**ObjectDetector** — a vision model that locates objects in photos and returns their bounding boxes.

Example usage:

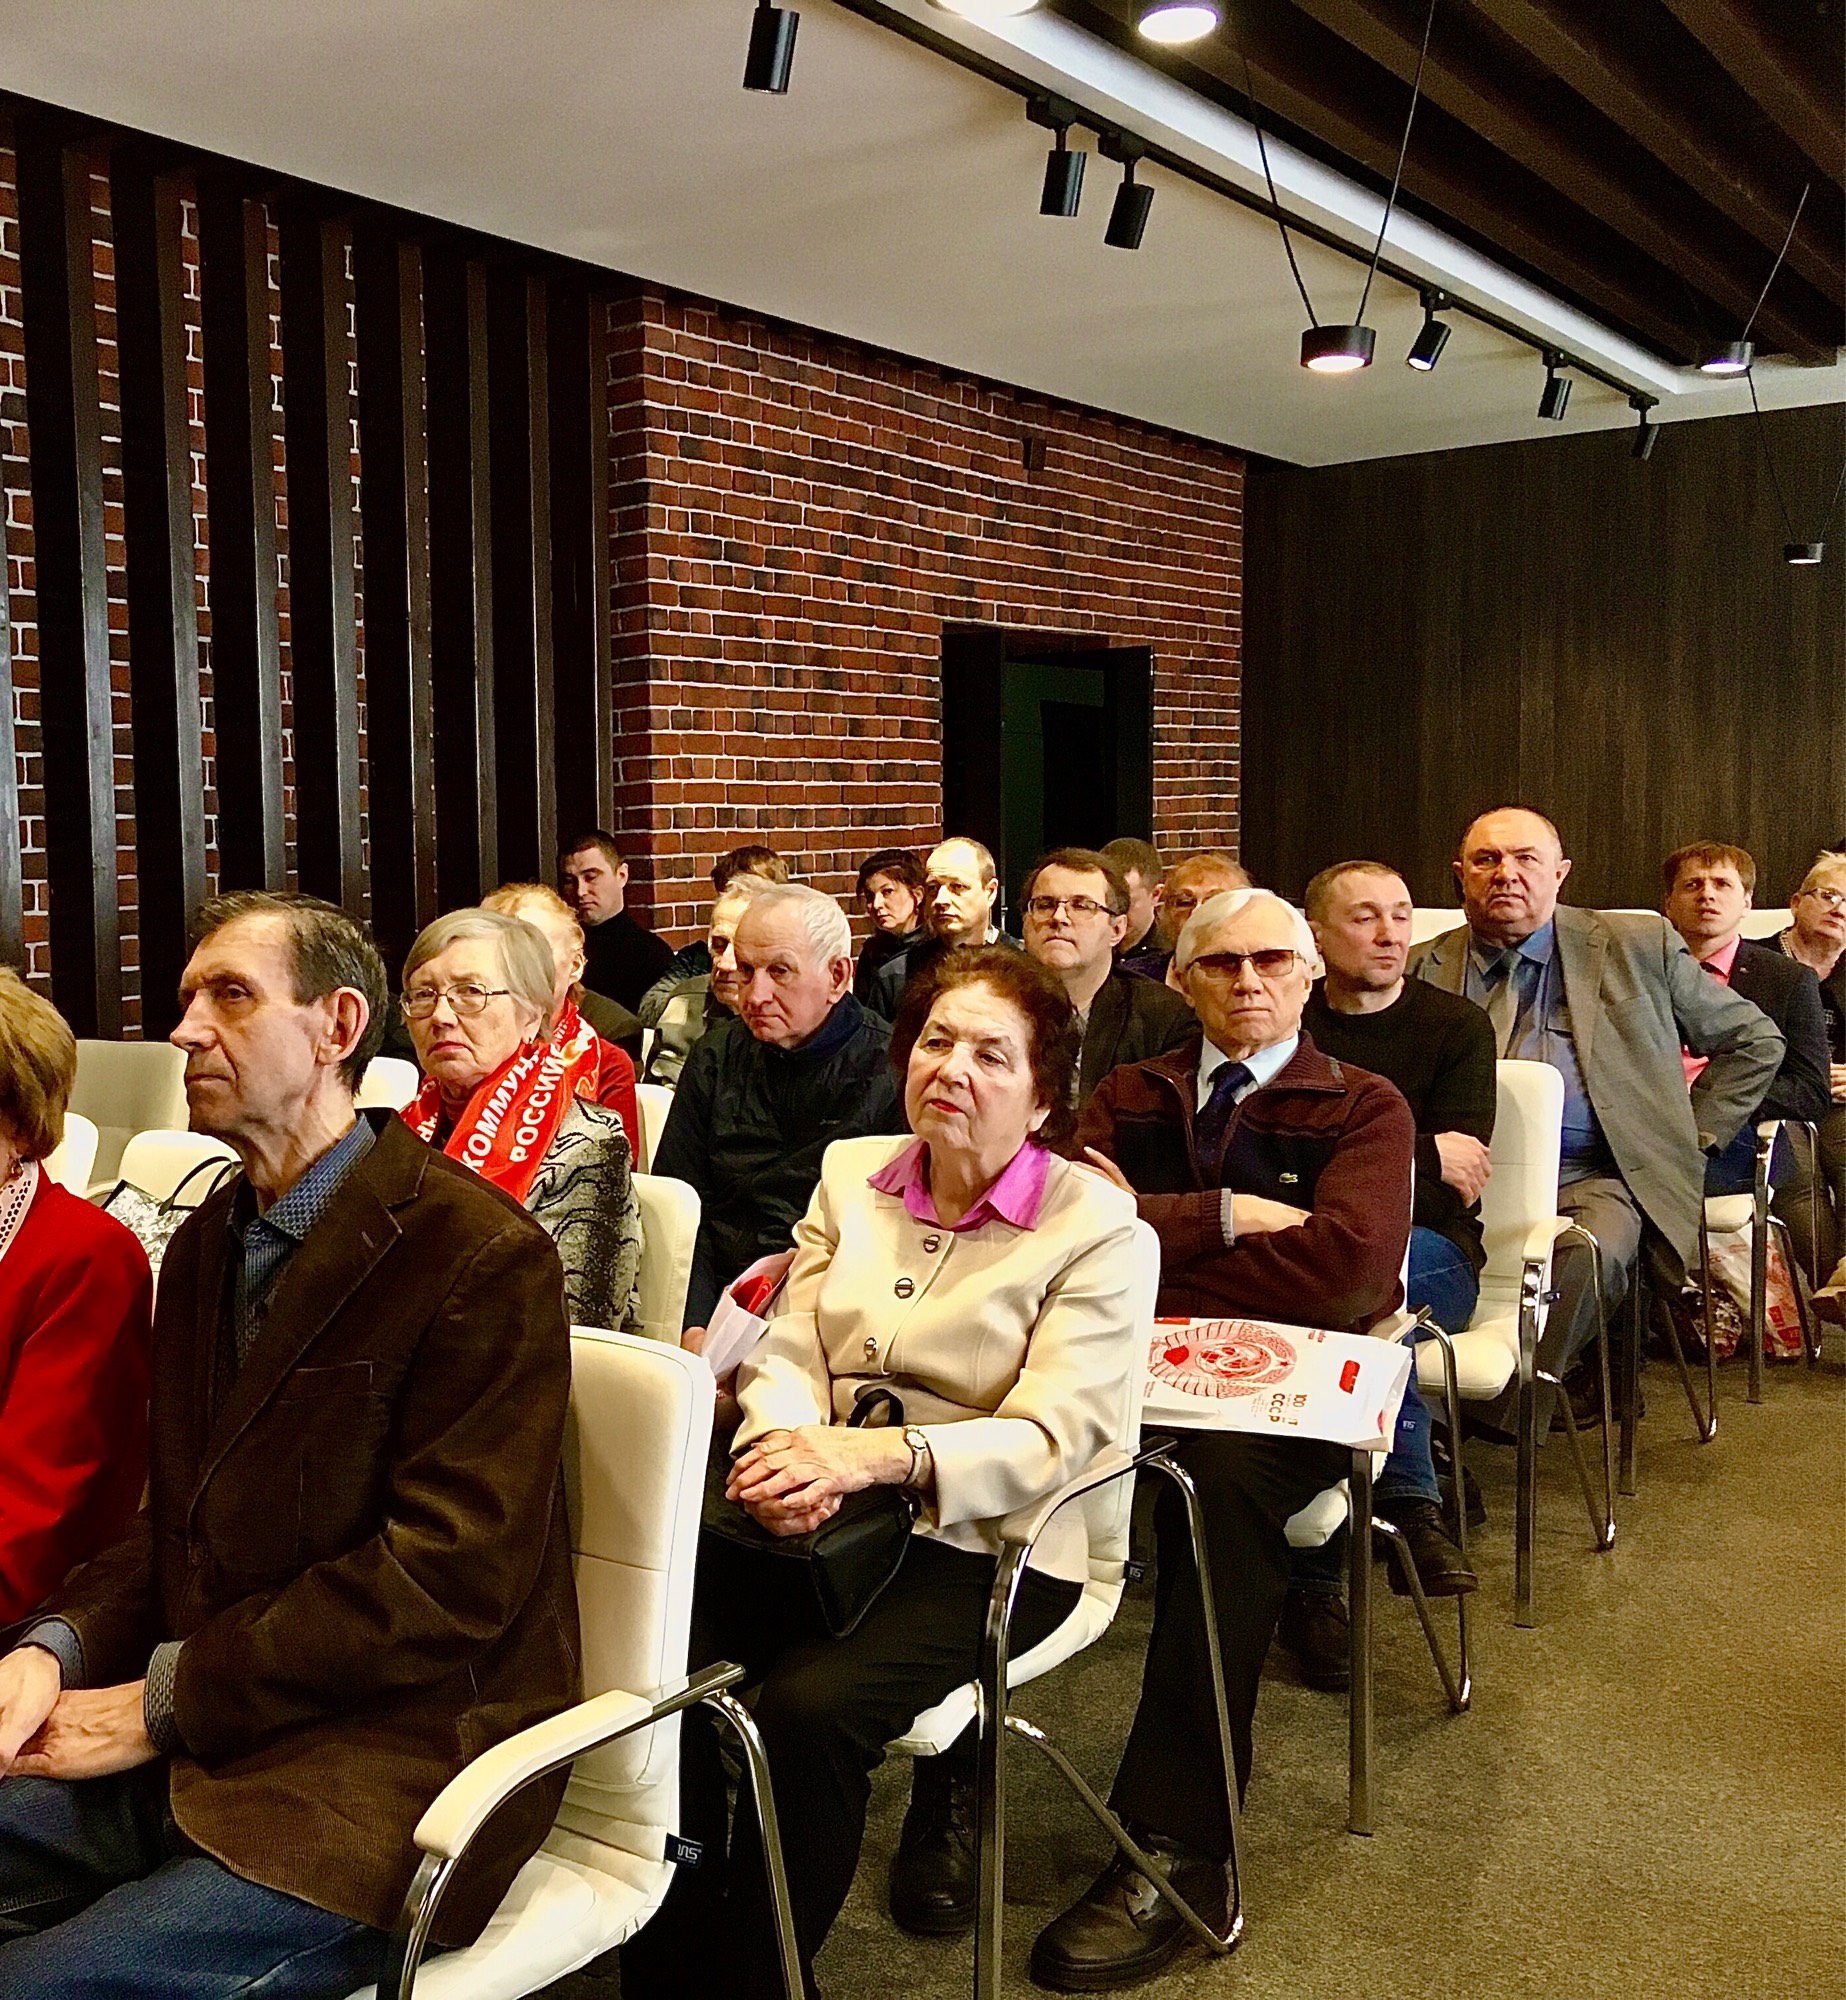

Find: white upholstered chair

[1409,909,1467,947]
[44,1112,99,1194]
[71,1038,190,1183]
[358,1329,800,2000]
[633,1084,674,1173]
[356,1056,422,1112]
[629,1174,699,1342]
[114,1129,239,1204]
[1412,1059,1614,1627]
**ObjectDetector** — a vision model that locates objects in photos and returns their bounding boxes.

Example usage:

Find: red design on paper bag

[1339,1360,1360,1393]
[1148,1322,1298,1400]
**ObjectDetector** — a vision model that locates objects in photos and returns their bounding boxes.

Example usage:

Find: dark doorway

[941,628,1154,929]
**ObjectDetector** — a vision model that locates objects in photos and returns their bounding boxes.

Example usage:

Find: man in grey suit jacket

[1412,808,1783,1427]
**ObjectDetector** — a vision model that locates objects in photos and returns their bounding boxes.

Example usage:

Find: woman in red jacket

[0,968,153,1632]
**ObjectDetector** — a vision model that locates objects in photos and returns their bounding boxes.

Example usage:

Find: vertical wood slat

[279,207,363,912]
[587,295,615,832]
[400,244,437,929]
[0,554,21,969]
[527,274,556,874]
[113,161,206,1035]
[199,185,285,889]
[466,259,496,892]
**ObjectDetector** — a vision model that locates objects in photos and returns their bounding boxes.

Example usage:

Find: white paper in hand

[699,1250,797,1381]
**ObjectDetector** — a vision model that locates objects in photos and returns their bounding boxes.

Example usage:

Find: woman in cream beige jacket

[624,946,1141,2000]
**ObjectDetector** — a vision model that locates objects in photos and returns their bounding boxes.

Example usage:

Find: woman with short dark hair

[854,847,928,1016]
[625,946,1140,2000]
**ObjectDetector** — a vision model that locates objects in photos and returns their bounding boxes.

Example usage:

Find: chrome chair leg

[1347,1448,1374,1837]
[704,1688,806,2000]
[1418,1321,1472,1707]
[1663,1211,1719,1443]
[1541,1368,1616,1551]
[1617,1259,1645,1495]
[1748,1126,1773,1404]
[1371,1518,1470,1714]
[1514,1256,1541,1629]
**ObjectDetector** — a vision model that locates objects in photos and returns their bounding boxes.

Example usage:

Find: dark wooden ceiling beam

[1656,0,1846,191]
[1279,0,1826,357]
[1152,18,1713,360]
[1472,0,1843,303]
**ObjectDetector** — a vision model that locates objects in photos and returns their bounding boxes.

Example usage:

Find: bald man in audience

[1033,889,1413,1991]
[1413,808,1782,1429]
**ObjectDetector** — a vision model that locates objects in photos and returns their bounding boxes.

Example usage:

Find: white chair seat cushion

[1415,1308,1519,1401]
[1704,1194,1754,1235]
[1284,1482,1349,1550]
[345,1833,671,2000]
[891,1583,1120,1755]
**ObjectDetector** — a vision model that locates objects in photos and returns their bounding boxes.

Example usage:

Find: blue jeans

[0,1770,386,1998]
[1292,1228,1479,1591]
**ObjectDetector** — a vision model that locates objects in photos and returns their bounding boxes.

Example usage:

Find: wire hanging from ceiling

[1355,0,1439,328]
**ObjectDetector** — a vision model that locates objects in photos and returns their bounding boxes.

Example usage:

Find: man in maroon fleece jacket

[1031,888,1413,1994]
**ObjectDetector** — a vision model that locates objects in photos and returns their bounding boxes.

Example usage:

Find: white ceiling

[1,0,1840,465]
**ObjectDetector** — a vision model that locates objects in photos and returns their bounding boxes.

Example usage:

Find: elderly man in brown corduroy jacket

[0,892,579,1998]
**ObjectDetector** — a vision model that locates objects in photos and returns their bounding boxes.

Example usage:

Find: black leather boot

[888,1752,977,1936]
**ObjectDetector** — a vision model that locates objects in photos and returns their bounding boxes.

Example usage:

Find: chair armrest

[412,1687,654,1861]
[1523,1216,1574,1265]
[997,1446,1140,1556]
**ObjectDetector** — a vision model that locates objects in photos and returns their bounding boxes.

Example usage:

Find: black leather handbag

[702,1386,920,1637]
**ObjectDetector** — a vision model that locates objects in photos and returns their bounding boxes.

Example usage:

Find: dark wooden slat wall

[198,184,286,890]
[1242,404,1846,912]
[279,205,366,913]
[17,134,122,1034]
[113,160,207,1035]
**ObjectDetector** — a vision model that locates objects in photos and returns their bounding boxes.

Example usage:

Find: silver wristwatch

[902,1424,932,1489]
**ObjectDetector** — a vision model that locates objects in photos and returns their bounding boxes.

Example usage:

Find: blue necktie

[1195,1060,1253,1177]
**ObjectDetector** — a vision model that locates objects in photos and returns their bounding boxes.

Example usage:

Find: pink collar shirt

[867,1137,1051,1233]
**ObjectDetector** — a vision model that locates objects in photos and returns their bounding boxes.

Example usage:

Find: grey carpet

[566,1354,1845,2000]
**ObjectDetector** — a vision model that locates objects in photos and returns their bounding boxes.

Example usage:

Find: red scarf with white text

[402,1002,602,1203]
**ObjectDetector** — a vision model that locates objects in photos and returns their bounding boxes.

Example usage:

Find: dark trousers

[0,1768,385,1999]
[622,1531,1079,2000]
[1109,1431,1349,1862]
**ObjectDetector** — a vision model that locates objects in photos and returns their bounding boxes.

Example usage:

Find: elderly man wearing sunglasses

[1033,887,1414,1992]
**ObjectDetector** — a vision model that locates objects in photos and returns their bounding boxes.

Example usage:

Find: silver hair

[403,909,555,1024]
[736,882,854,967]
[1175,887,1323,979]
[711,873,776,922]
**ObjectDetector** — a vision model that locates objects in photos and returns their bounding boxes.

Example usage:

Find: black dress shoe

[1029,1831,1226,1991]
[888,1753,976,1936]
[1276,1586,1350,1692]
[1377,1498,1478,1598]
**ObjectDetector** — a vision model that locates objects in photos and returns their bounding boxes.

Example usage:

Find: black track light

[1300,324,1375,374]
[1629,394,1659,460]
[1537,351,1571,422]
[1100,134,1153,249]
[1700,338,1753,377]
[1027,98,1086,217]
[1785,542,1825,566]
[743,0,798,92]
[1406,292,1450,372]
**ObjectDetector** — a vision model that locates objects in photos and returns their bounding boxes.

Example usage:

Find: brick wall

[605,290,1244,943]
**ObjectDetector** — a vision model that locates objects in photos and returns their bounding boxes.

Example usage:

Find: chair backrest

[1081,1217,1161,1589]
[1410,908,1467,946]
[633,1083,674,1172]
[71,1039,190,1182]
[354,1055,421,1112]
[629,1172,700,1341]
[44,1112,99,1194]
[1738,907,1791,939]
[115,1128,240,1204]
[553,1329,714,1856]
[1477,1060,1564,1299]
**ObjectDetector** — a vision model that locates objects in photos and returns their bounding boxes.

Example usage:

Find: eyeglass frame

[1023,893,1123,922]
[1181,947,1304,984]
[1796,884,1846,911]
[401,982,515,1020]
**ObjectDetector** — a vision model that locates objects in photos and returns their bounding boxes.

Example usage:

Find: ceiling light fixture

[1136,1,1221,43]
[1699,339,1753,378]
[742,0,798,92]
[1301,325,1377,374]
[1028,98,1086,217]
[1629,394,1659,460]
[931,0,1040,16]
[1100,133,1153,249]
[1537,350,1571,421]
[1406,290,1450,371]
[1784,542,1825,566]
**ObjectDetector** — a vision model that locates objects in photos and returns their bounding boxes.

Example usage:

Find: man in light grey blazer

[1412,807,1782,1427]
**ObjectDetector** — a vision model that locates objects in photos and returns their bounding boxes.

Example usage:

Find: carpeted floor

[569,1351,1845,2000]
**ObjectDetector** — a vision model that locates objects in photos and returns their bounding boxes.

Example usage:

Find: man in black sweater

[559,830,675,1013]
[1281,860,1495,1683]
[653,884,906,1327]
